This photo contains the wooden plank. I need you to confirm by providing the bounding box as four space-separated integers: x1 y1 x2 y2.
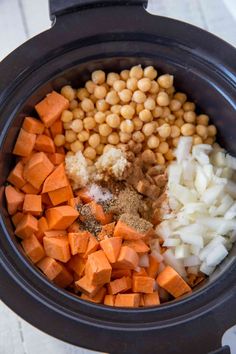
19 0 51 38
0 0 27 60
0 301 25 354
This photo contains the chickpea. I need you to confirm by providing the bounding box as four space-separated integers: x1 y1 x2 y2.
158 123 171 138
158 141 169 154
133 143 142 154
133 117 143 131
83 117 96 130
174 108 184 118
69 99 78 110
120 120 134 134
106 113 120 128
120 70 130 81
64 142 72 151
183 111 196 123
96 143 104 155
149 80 159 94
156 152 165 165
88 133 100 148
103 144 114 153
118 89 132 103
107 72 120 86
120 105 135 119
204 137 215 145
174 92 187 104
66 151 74 157
108 132 120 145
126 78 138 91
132 131 145 143
65 130 77 143
119 132 131 143
96 99 109 112
113 80 126 92
77 88 89 100
170 125 180 138
85 80 96 94
117 143 128 151
158 118 166 126
132 90 146 104
196 124 208 139
77 130 89 142
169 99 182 112
99 123 112 137
81 98 94 112
136 103 144 114
61 85 75 101
175 118 184 128
111 105 122 114
54 134 65 147
172 137 180 147
70 119 83 133
84 146 97 160
61 110 73 123
152 106 163 118
144 66 157 80
137 78 151 92
166 86 175 96
144 97 155 111
91 70 106 85
166 114 176 122
94 85 107 99
161 107 171 118
63 122 72 130
105 90 120 105
183 101 196 112
181 123 195 136
86 158 93 166
129 65 143 79
156 92 170 106
197 114 209 126
147 135 159 149
165 149 174 161
72 107 84 119
207 125 217 136
193 135 203 145
158 74 174 89
70 140 84 153
142 122 156 136
94 111 106 124
139 109 152 122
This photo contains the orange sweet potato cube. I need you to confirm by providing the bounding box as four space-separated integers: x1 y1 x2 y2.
23 152 54 189
85 250 112 286
75 275 101 297
81 287 106 304
21 234 45 263
22 117 44 134
112 246 139 270
7 161 26 189
156 266 192 298
132 276 155 294
143 293 160 306
114 294 140 307
46 205 79 230
48 185 73 206
68 231 90 255
23 194 42 216
108 276 132 295
104 294 115 306
100 236 122 263
13 129 36 157
43 235 71 263
37 256 73 288
67 254 86 277
15 213 38 239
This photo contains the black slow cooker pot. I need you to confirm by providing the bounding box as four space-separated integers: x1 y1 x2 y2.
0 1 235 353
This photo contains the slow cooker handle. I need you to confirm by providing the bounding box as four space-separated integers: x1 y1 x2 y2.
49 0 148 20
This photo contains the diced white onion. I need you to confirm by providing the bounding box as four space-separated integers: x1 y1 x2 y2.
205 244 228 267
226 154 236 170
139 253 150 268
175 137 192 163
184 255 201 267
175 244 190 259
163 238 180 247
162 249 187 278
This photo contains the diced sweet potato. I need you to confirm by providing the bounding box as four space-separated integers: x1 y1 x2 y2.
13 129 36 157
104 294 115 306
44 230 67 237
143 293 160 306
37 256 73 288
68 196 81 209
35 91 69 127
15 213 38 239
83 235 99 257
41 193 53 207
42 163 68 193
89 201 113 225
23 194 42 216
35 134 56 154
67 254 86 277
35 216 49 242
132 276 155 294
146 255 159 279
156 266 192 298
123 239 150 254
11 212 24 227
46 205 79 230
22 117 44 134
21 182 40 194
53 265 73 288
56 146 65 154
85 250 112 286
133 267 148 277
76 188 93 203
111 269 132 279
114 220 149 240
50 120 63 138
44 128 52 138
100 237 122 263
5 185 24 215
108 276 132 295
68 231 90 255
21 234 45 263
112 246 139 270
81 287 106 303
43 235 71 263
48 185 73 206
23 152 54 189
7 161 26 189
47 153 65 165
97 222 115 240
75 275 101 297
67 222 81 233
114 294 140 307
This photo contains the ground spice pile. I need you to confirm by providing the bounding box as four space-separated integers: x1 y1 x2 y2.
77 204 102 237
119 213 153 234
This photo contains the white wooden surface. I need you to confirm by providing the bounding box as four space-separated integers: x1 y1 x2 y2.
0 1 236 353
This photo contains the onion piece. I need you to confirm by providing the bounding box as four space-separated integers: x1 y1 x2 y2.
184 255 201 267
175 137 192 163
205 244 228 267
201 185 225 206
139 253 150 268
226 154 236 170
175 244 190 259
163 238 180 247
224 202 236 220
200 262 215 276
162 249 187 278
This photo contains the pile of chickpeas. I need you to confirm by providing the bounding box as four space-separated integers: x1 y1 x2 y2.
54 65 217 166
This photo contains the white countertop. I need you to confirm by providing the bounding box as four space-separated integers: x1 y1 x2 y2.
0 1 236 353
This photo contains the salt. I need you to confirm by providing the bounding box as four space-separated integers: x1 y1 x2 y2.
88 183 112 203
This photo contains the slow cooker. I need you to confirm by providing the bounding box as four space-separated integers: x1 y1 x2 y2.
0 1 235 353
